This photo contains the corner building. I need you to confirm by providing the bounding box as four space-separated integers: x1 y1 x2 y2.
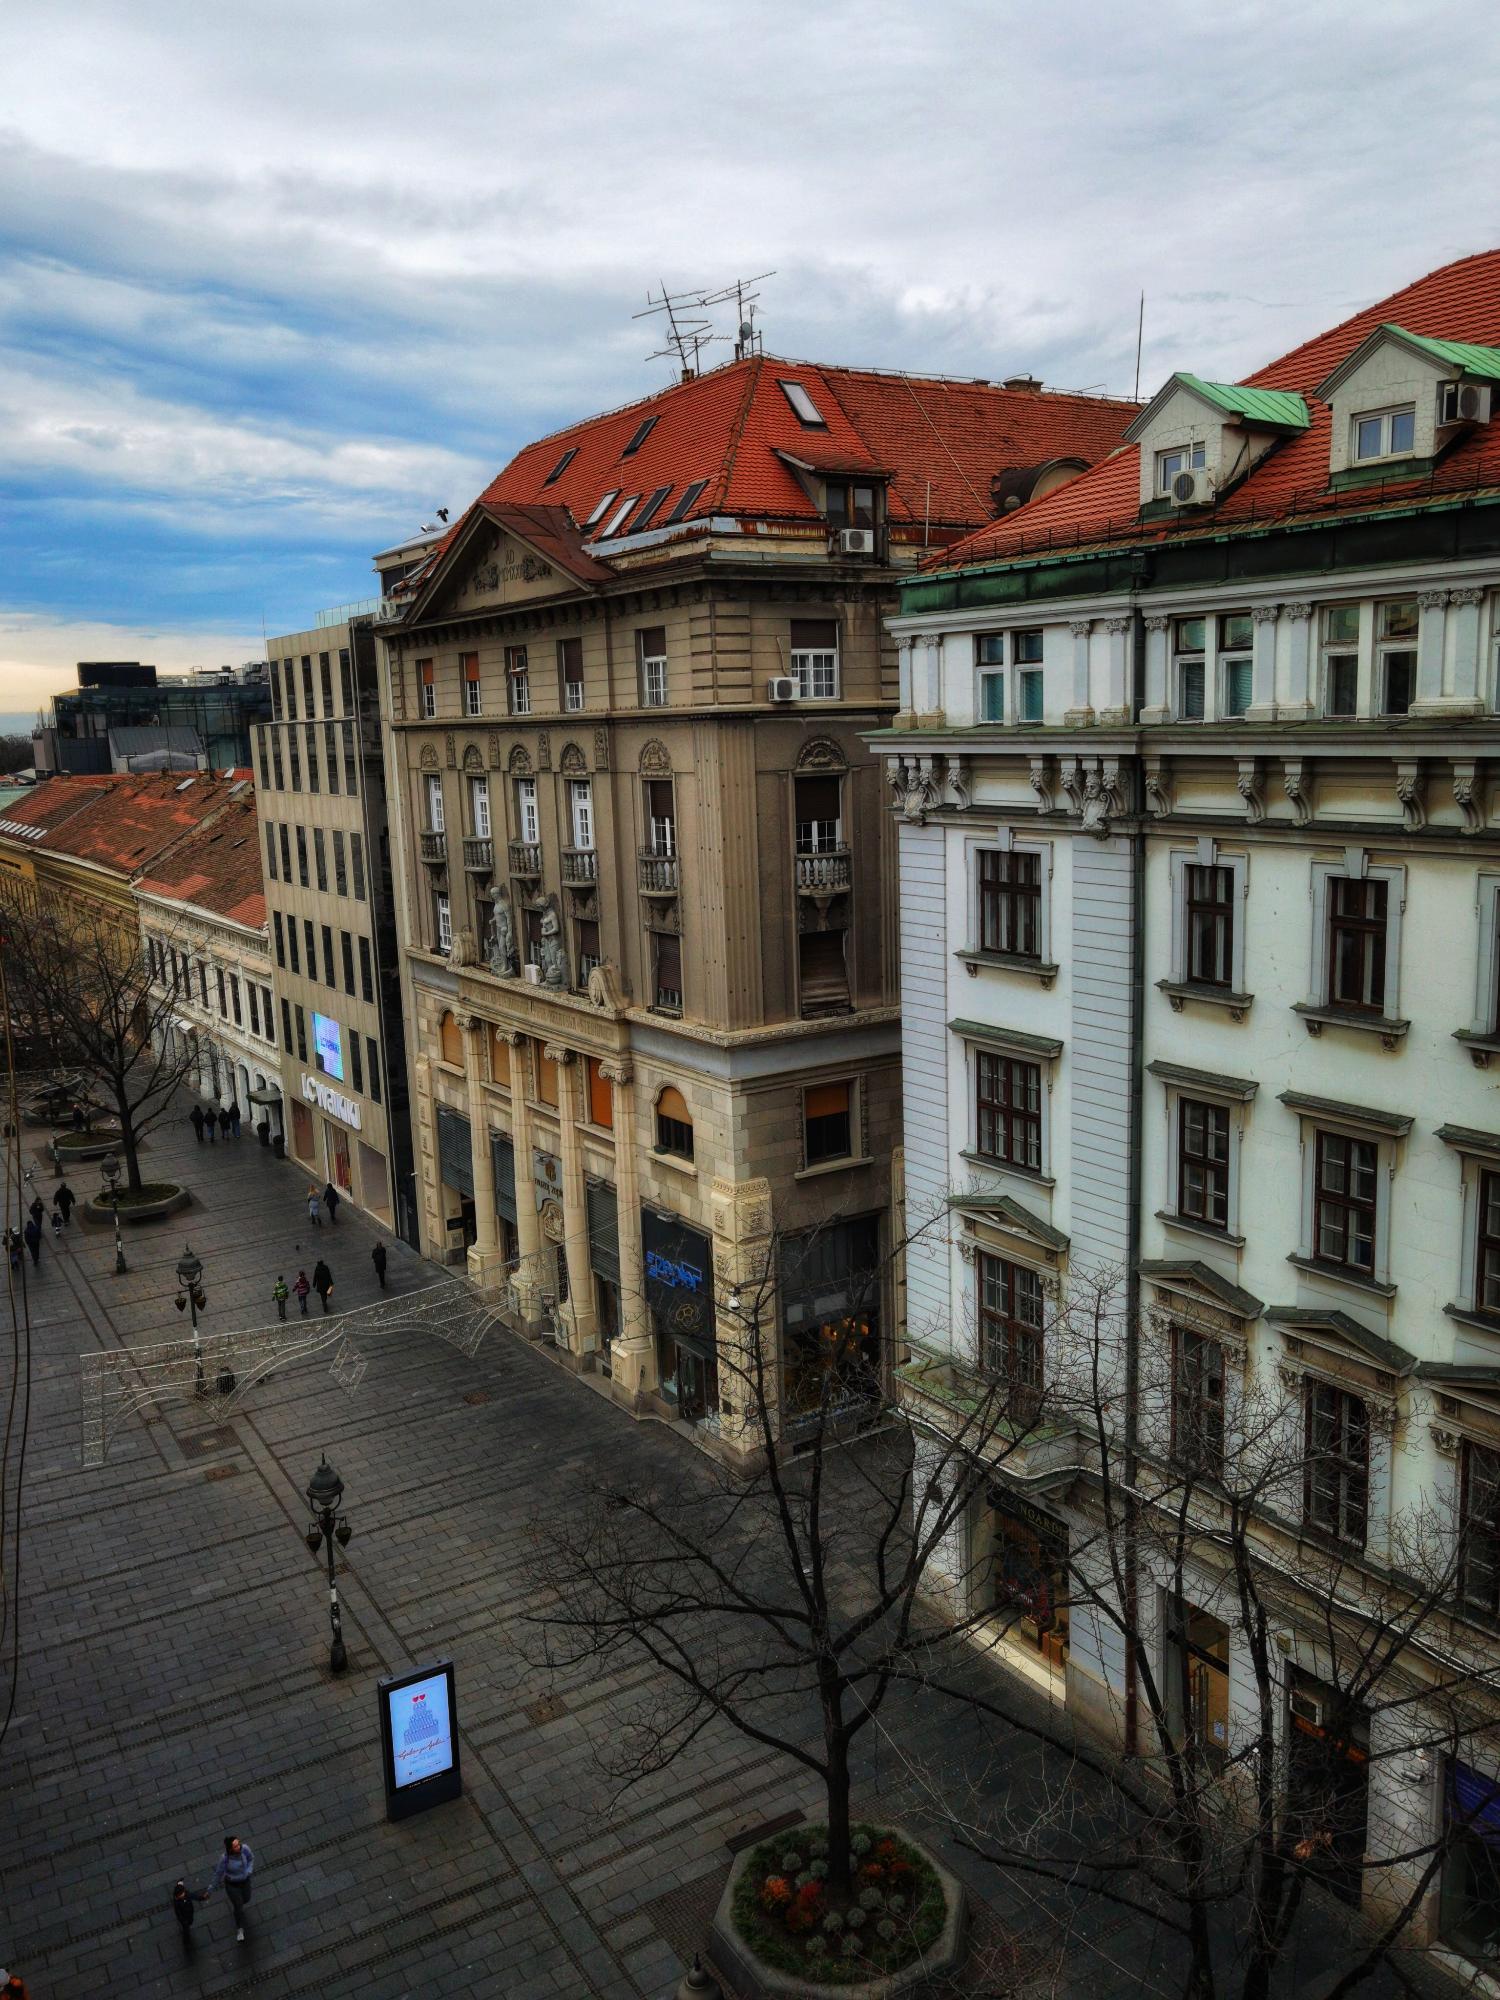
881 251 1500 1951
377 354 1134 1452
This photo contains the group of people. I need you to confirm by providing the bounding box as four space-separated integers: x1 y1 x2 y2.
271 1239 388 1318
3 1183 76 1276
171 1834 256 1949
188 1102 241 1143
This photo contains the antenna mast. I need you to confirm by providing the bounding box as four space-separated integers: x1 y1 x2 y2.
633 271 776 377
1134 291 1145 403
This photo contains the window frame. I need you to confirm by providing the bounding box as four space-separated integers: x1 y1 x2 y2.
1218 611 1253 720
976 847 1042 960
462 651 482 717
1177 1096 1232 1233
977 1251 1044 1411
557 636 584 712
638 626 668 708
1376 597 1418 717
790 618 839 701
515 776 539 846
802 1078 856 1169
974 1050 1044 1176
505 644 531 716
1351 404 1416 464
1171 1325 1226 1480
435 891 452 955
654 1084 694 1158
1167 846 1248 996
1308 859 1404 1020
469 776 490 839
1303 1378 1370 1547
1157 441 1207 493
425 774 445 833
418 659 435 719
1312 1128 1380 1278
567 778 594 852
1173 615 1207 721
1460 1440 1500 1618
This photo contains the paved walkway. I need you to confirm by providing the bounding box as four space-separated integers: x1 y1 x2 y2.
0 1099 1412 1999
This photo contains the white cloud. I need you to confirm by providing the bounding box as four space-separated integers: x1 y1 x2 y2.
0 611 263 720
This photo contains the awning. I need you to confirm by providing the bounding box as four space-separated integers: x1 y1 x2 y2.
248 1085 282 1106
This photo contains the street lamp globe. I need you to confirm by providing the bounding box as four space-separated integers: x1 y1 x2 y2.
176 1244 203 1290
306 1456 344 1515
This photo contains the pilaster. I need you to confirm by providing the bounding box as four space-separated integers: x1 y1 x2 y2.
544 1042 597 1358
1141 614 1170 725
1410 587 1450 715
461 1015 506 1291
601 1059 656 1400
1097 616 1131 725
1064 618 1094 726
1422 585 1487 718
1244 602 1280 723
1280 602 1315 717
501 1032 546 1320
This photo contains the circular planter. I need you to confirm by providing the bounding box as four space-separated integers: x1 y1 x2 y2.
82 1183 191 1224
710 1824 966 1999
48 1127 124 1165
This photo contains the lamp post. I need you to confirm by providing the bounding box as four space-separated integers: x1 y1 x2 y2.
175 1243 206 1396
99 1151 127 1276
305 1455 351 1674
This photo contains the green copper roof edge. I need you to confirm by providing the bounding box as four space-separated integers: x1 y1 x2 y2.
1382 324 1500 382
1176 372 1310 429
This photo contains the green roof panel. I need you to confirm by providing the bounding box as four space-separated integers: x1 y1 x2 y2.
1176 373 1310 430
1383 323 1500 382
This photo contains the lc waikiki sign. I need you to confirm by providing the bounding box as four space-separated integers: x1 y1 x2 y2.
302 1073 362 1131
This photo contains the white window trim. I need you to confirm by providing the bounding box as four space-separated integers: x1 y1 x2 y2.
1472 873 1500 1035
1448 1146 1497 1318
640 646 668 707
426 775 445 833
510 669 531 716
420 681 436 719
954 1026 1059 1185
1219 646 1253 718
1175 649 1206 722
1016 666 1044 725
1287 1103 1399 1292
1167 841 1249 992
464 676 482 717
1157 442 1206 493
791 643 840 701
1307 853 1405 1016
1375 600 1419 716
568 779 594 851
516 777 539 845
435 892 452 954
470 778 491 839
1351 404 1416 464
1156 1074 1248 1241
964 827 1053 964
975 666 1005 723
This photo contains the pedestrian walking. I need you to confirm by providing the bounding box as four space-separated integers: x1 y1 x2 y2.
371 1241 387 1289
54 1180 75 1224
49 1206 62 1242
71 1101 85 1132
307 1187 321 1227
217 1107 231 1141
293 1270 311 1315
27 1195 43 1229
323 1181 340 1225
1 1968 33 1999
312 1258 333 1314
202 1834 255 1941
189 1104 205 1143
23 1218 41 1269
171 1878 202 1950
4 1228 20 1276
229 1100 242 1138
272 1275 289 1322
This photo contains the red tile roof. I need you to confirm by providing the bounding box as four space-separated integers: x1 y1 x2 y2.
931 249 1500 571
134 792 267 931
467 353 1137 548
0 772 255 885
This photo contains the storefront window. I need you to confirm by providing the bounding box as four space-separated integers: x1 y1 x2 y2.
642 1208 715 1421
779 1216 881 1416
1442 1765 1500 1962
988 1486 1069 1671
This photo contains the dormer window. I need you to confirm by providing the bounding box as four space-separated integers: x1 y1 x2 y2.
1352 405 1415 463
825 481 877 531
1157 442 1205 494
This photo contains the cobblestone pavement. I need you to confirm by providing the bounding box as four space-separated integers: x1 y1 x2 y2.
0 1103 1382 1999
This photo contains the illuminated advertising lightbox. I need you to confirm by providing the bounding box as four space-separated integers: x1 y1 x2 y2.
377 1659 461 1820
312 1011 344 1081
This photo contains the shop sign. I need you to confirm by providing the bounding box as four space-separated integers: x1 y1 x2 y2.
302 1072 361 1131
645 1249 704 1291
533 1148 562 1210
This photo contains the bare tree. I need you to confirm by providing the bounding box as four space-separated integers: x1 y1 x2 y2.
0 884 201 1191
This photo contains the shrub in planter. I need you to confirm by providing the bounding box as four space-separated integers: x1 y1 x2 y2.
729 1823 948 1987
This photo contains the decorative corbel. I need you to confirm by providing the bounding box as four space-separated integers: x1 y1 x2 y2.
1453 760 1484 835
1275 1361 1302 1399
1281 757 1313 828
945 755 971 812
1059 755 1086 817
1236 758 1265 827
445 730 457 769
1100 757 1126 817
1395 760 1426 833
1028 755 1056 815
1143 756 1173 819
956 1237 978 1265
1080 769 1112 840
1429 1424 1460 1459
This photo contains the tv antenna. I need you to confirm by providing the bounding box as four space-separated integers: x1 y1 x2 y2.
634 270 775 378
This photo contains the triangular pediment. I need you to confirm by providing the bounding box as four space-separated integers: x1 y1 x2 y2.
1265 1305 1415 1377
404 503 609 625
949 1190 1069 1256
1141 1259 1263 1324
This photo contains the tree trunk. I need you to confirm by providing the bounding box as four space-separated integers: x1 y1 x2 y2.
115 1086 144 1192
823 1690 853 1898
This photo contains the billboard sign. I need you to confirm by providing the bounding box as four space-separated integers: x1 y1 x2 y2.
376 1659 462 1820
313 1011 344 1081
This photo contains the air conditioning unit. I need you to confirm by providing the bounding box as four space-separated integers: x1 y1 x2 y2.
522 963 542 985
1169 468 1214 508
837 527 876 556
1439 381 1493 426
767 676 797 702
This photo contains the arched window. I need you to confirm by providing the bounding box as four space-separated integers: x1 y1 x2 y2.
439 1009 463 1067
655 1085 693 1160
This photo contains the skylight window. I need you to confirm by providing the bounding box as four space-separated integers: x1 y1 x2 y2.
634 485 673 531
602 494 640 537
664 479 708 525
584 488 620 528
622 416 658 457
778 379 826 427
544 446 578 485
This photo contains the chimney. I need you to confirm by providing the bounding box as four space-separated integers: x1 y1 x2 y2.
1002 374 1042 393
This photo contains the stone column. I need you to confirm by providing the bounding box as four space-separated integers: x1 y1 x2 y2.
1141 614 1170 723
501 1031 545 1321
1064 619 1094 726
600 1059 655 1399
1282 602 1314 716
1442 585 1486 717
1099 616 1131 724
917 637 945 727
544 1042 597 1358
708 1175 776 1465
895 636 915 728
460 1015 504 1291
1246 602 1280 722
1413 588 1449 711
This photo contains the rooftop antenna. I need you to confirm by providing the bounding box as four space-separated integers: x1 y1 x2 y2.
633 271 776 376
695 271 775 360
1133 291 1145 403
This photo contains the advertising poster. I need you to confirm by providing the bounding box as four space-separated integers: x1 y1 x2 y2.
313 1011 344 1080
386 1671 453 1788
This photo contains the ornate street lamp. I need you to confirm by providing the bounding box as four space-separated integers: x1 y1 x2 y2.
175 1243 206 1395
99 1150 127 1276
305 1454 351 1674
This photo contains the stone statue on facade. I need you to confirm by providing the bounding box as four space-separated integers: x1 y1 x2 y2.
538 902 567 989
487 894 519 978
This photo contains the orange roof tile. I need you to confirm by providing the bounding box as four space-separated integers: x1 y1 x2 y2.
0 772 254 882
933 248 1500 572
134 792 267 931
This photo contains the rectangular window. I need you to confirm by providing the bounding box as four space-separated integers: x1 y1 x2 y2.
505 645 530 715
286 917 300 974
197 961 207 1005
664 478 707 525
257 732 270 790
359 936 373 1003
1461 1442 1500 1616
544 445 577 485
1328 877 1388 1012
436 892 452 954
325 723 340 795
778 378 826 427
1172 1328 1225 1477
340 930 355 996
265 822 278 881
295 826 309 888
602 493 639 537
419 659 435 718
978 671 1004 722
270 730 285 790
339 647 353 713
1018 670 1044 724
301 657 315 716
1353 405 1416 462
283 660 298 721
790 618 839 700
342 720 357 796
634 483 671 531
366 1037 381 1103
313 827 328 893
350 1032 363 1094
568 779 593 851
584 488 619 529
1185 864 1234 987
1304 1381 1369 1544
586 1056 614 1128
977 1254 1044 1412
1378 598 1418 716
426 775 445 832
1013 629 1043 665
977 850 1040 959
469 776 490 838
230 975 242 1027
269 672 282 723
216 967 227 1017
1178 1098 1230 1229
1175 616 1206 719
295 1004 308 1063
288 729 302 792
462 651 481 715
804 1080 853 1166
350 833 366 901
306 721 321 793
575 917 601 984
247 983 259 1038
1314 1130 1378 1274
319 652 333 717
1322 604 1360 716
303 918 316 978
332 829 347 895
976 1052 1042 1172
281 997 293 1054
515 776 539 844
1220 612 1253 717
1478 1169 1500 1315
653 930 683 1013
1157 441 1207 492
638 626 668 707
558 637 584 710
320 924 334 988
645 777 675 855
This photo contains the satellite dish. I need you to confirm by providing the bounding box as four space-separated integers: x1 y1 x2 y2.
739 321 754 343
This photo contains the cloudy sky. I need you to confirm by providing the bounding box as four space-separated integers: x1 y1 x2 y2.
2 0 1497 726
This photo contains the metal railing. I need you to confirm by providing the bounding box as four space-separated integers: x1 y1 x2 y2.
314 597 397 629
461 836 494 873
562 847 598 883
638 850 679 893
509 840 543 877
419 829 447 865
795 849 851 892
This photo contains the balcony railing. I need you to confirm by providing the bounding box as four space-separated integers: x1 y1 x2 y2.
419 829 447 866
562 847 598 884
462 836 494 874
638 850 679 894
509 840 543 878
795 848 851 893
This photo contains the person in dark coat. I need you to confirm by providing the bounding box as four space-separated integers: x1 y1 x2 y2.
229 1101 242 1138
27 1195 43 1229
371 1241 387 1289
312 1259 333 1313
23 1218 42 1268
71 1102 85 1132
4 1229 20 1275
206 1106 217 1143
54 1181 75 1224
171 1878 201 1950
217 1107 231 1141
189 1104 205 1142
323 1181 340 1225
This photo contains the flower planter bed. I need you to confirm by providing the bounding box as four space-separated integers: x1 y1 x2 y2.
82 1183 190 1224
48 1128 123 1164
712 1823 965 1998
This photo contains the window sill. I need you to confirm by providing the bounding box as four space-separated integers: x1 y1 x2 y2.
651 1149 698 1180
1157 980 1253 1021
1443 1301 1500 1337
1155 1211 1246 1250
795 1154 874 1182
1286 1253 1397 1301
1292 1002 1410 1048
957 949 1058 988
958 1149 1055 1190
1454 1029 1500 1070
